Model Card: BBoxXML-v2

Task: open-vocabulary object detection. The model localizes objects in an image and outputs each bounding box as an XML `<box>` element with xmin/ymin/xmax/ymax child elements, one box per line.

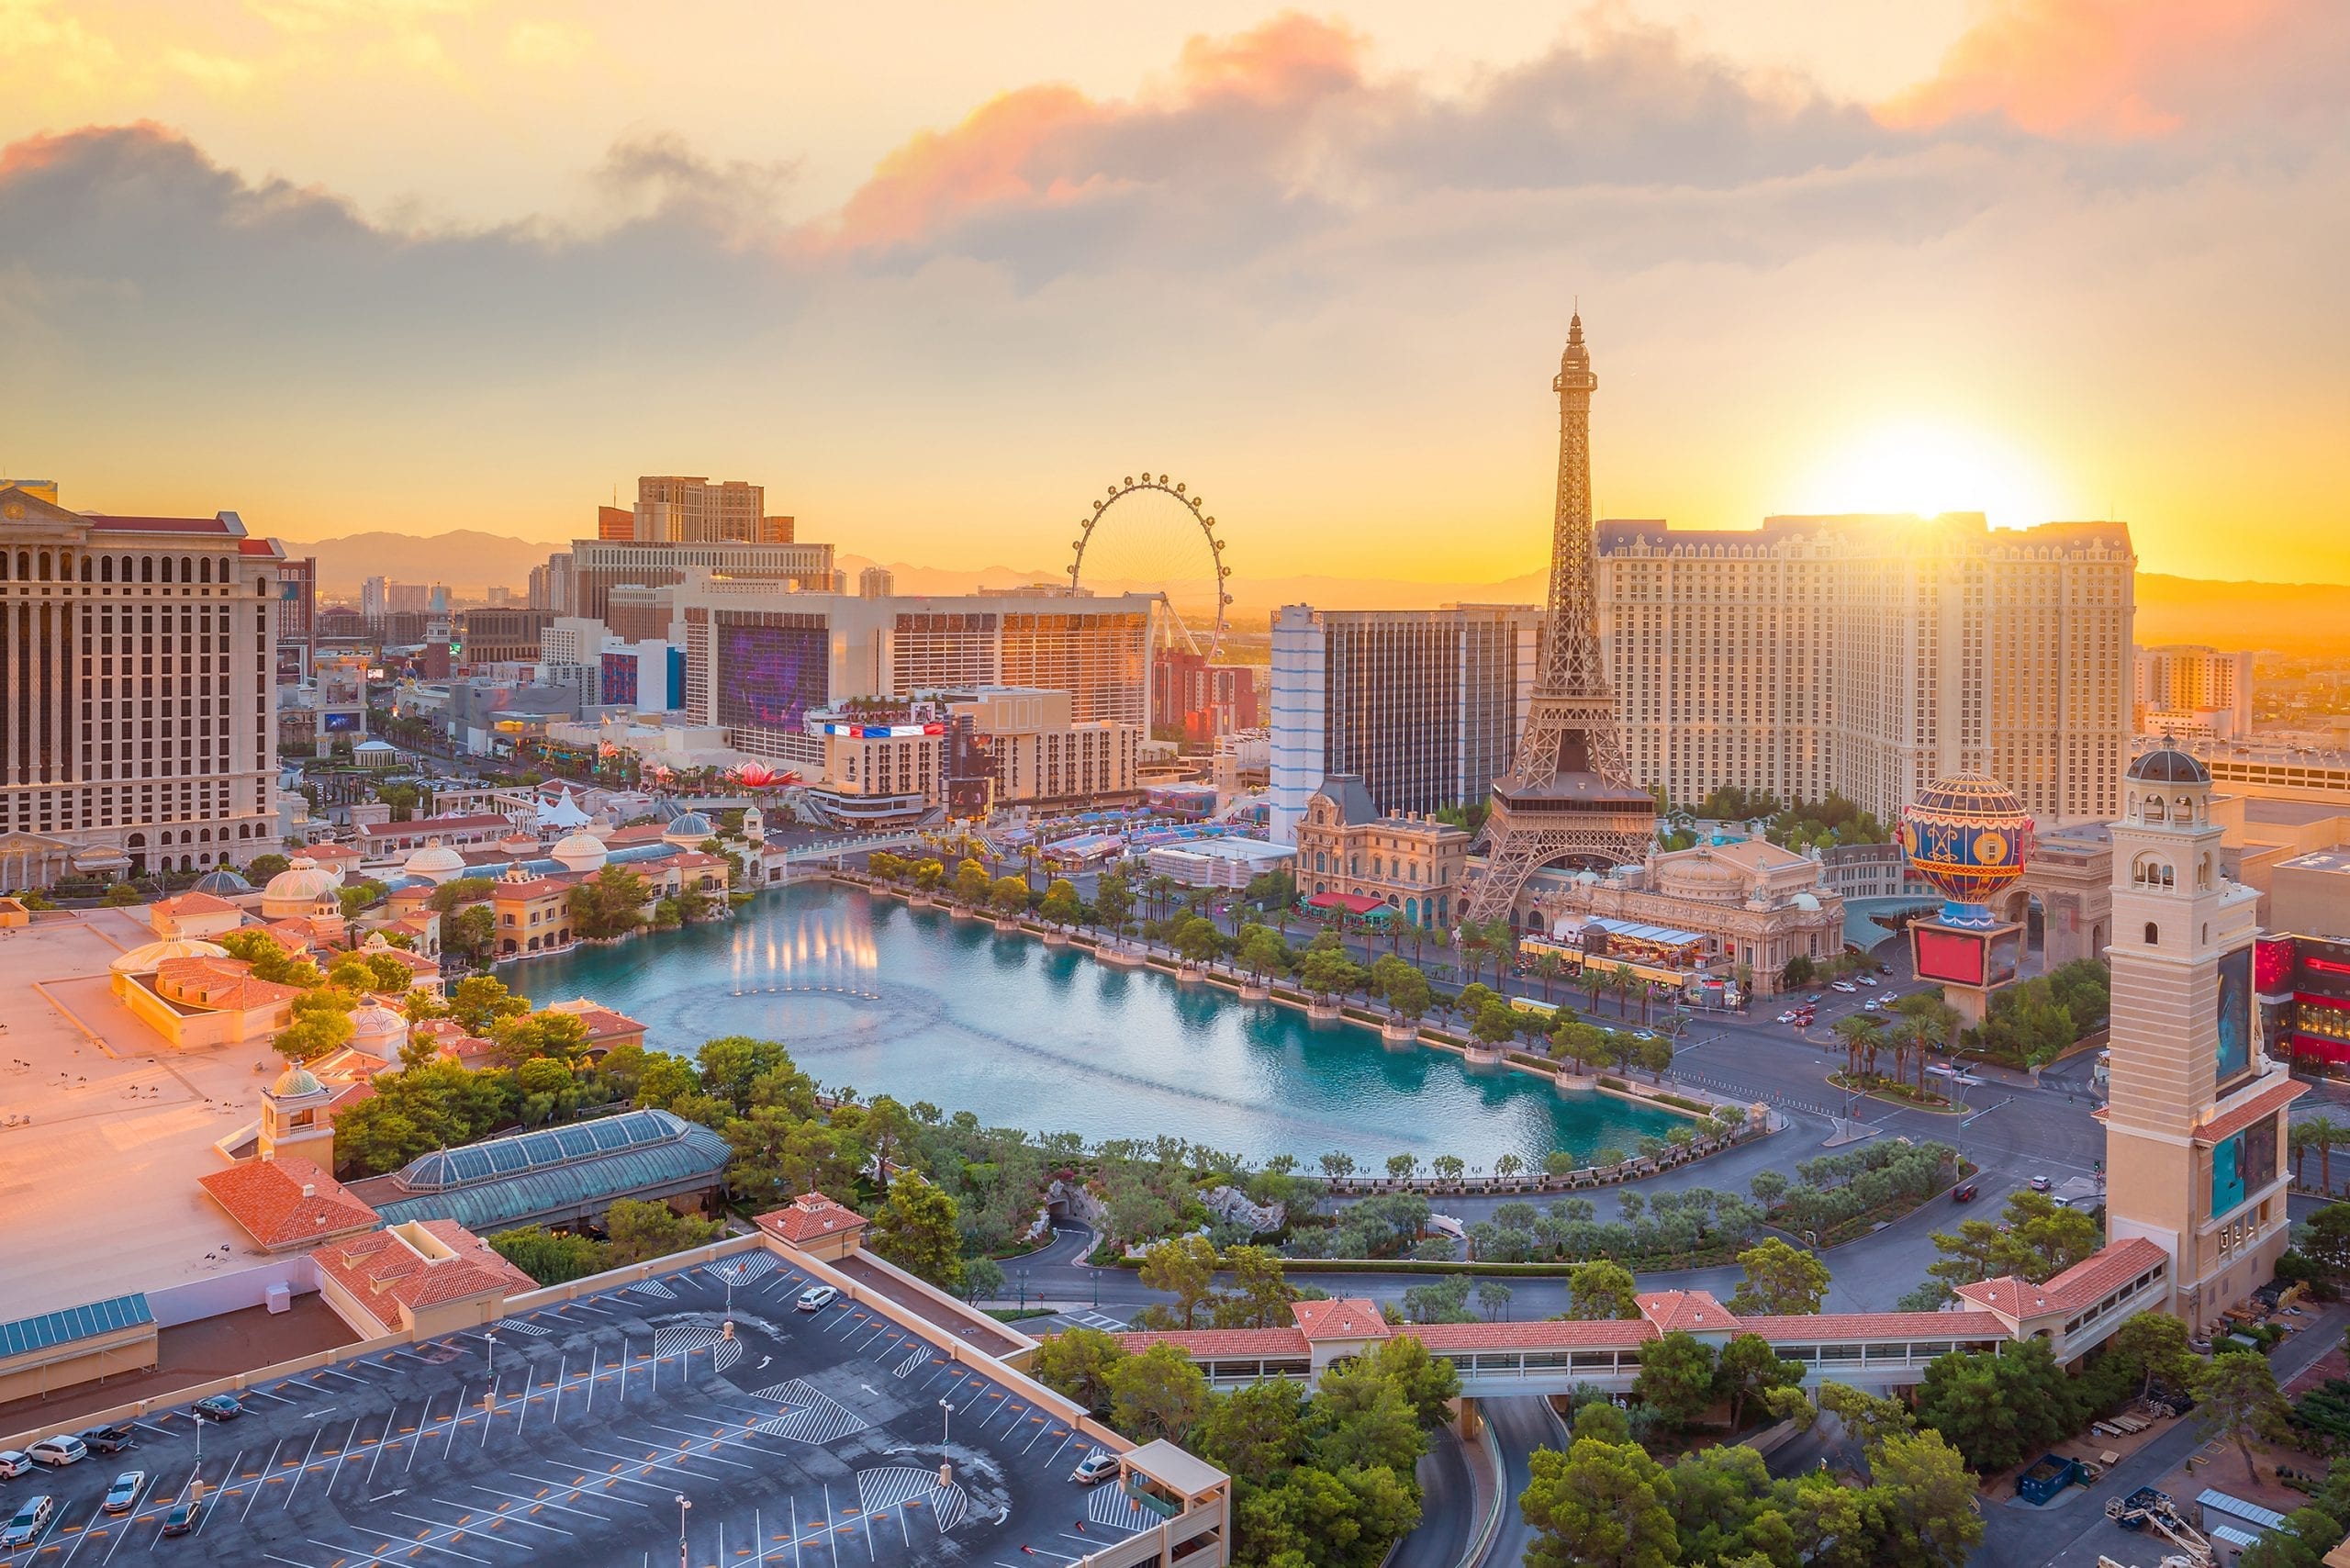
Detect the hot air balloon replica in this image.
<box><xmin>1898</xmin><ymin>772</ymin><xmax>2035</xmax><ymax>1021</ymax></box>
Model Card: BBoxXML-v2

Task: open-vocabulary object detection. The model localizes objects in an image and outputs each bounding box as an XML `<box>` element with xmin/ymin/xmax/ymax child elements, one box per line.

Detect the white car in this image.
<box><xmin>1862</xmin><ymin>1000</ymin><xmax>1881</xmax><ymax>1011</ymax></box>
<box><xmin>795</xmin><ymin>1284</ymin><xmax>840</xmax><ymax>1312</ymax></box>
<box><xmin>0</xmin><ymin>1451</ymin><xmax>28</xmax><ymax>1480</ymax></box>
<box><xmin>1775</xmin><ymin>1012</ymin><xmax>1795</xmax><ymax>1024</ymax></box>
<box><xmin>1831</xmin><ymin>981</ymin><xmax>1858</xmax><ymax>993</ymax></box>
<box><xmin>1070</xmin><ymin>1450</ymin><xmax>1120</xmax><ymax>1484</ymax></box>
<box><xmin>25</xmin><ymin>1437</ymin><xmax>84</xmax><ymax>1469</ymax></box>
<box><xmin>3</xmin><ymin>1496</ymin><xmax>56</xmax><ymax>1550</ymax></box>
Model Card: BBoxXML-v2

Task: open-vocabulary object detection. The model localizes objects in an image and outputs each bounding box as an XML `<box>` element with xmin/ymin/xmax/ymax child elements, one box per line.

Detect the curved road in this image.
<box><xmin>1390</xmin><ymin>1425</ymin><xmax>1480</xmax><ymax>1568</ymax></box>
<box><xmin>1478</xmin><ymin>1396</ymin><xmax>1567</xmax><ymax>1568</ymax></box>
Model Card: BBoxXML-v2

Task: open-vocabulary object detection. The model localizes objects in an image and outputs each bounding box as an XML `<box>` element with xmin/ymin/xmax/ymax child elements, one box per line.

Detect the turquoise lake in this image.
<box><xmin>506</xmin><ymin>882</ymin><xmax>1677</xmax><ymax>1169</ymax></box>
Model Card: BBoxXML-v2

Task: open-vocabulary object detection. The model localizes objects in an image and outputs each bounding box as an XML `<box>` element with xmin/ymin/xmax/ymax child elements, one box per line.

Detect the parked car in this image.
<box><xmin>2030</xmin><ymin>1175</ymin><xmax>2053</xmax><ymax>1192</ymax></box>
<box><xmin>0</xmin><ymin>1452</ymin><xmax>28</xmax><ymax>1481</ymax></box>
<box><xmin>161</xmin><ymin>1498</ymin><xmax>202</xmax><ymax>1538</ymax></box>
<box><xmin>1071</xmin><ymin>1450</ymin><xmax>1120</xmax><ymax>1484</ymax></box>
<box><xmin>1831</xmin><ymin>981</ymin><xmax>1859</xmax><ymax>993</ymax></box>
<box><xmin>1775</xmin><ymin>1012</ymin><xmax>1795</xmax><ymax>1024</ymax></box>
<box><xmin>1863</xmin><ymin>1001</ymin><xmax>1881</xmax><ymax>1012</ymax></box>
<box><xmin>1953</xmin><ymin>1182</ymin><xmax>1980</xmax><ymax>1203</ymax></box>
<box><xmin>795</xmin><ymin>1284</ymin><xmax>839</xmax><ymax>1313</ymax></box>
<box><xmin>79</xmin><ymin>1426</ymin><xmax>134</xmax><ymax>1456</ymax></box>
<box><xmin>190</xmin><ymin>1394</ymin><xmax>241</xmax><ymax>1423</ymax></box>
<box><xmin>102</xmin><ymin>1472</ymin><xmax>146</xmax><ymax>1515</ymax></box>
<box><xmin>2</xmin><ymin>1495</ymin><xmax>54</xmax><ymax>1549</ymax></box>
<box><xmin>25</xmin><ymin>1438</ymin><xmax>84</xmax><ymax>1469</ymax></box>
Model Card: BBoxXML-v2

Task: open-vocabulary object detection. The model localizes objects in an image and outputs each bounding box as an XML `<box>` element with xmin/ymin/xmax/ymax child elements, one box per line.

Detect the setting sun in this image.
<box><xmin>1792</xmin><ymin>420</ymin><xmax>2072</xmax><ymax>530</ymax></box>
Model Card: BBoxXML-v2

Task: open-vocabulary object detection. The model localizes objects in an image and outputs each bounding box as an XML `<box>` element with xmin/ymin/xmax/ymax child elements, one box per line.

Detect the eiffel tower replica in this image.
<box><xmin>1460</xmin><ymin>315</ymin><xmax>1656</xmax><ymax>924</ymax></box>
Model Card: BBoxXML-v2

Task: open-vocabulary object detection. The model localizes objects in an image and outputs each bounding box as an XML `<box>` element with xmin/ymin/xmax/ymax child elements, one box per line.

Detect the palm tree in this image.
<box><xmin>2304</xmin><ymin>1114</ymin><xmax>2344</xmax><ymax>1194</ymax></box>
<box><xmin>1610</xmin><ymin>964</ymin><xmax>1637</xmax><ymax>1018</ymax></box>
<box><xmin>1832</xmin><ymin>1014</ymin><xmax>1882</xmax><ymax>1085</ymax></box>
<box><xmin>1534</xmin><ymin>951</ymin><xmax>1561</xmax><ymax>1004</ymax></box>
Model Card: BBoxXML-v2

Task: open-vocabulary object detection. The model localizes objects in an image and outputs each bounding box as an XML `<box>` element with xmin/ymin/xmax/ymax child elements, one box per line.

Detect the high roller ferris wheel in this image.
<box><xmin>1067</xmin><ymin>472</ymin><xmax>1233</xmax><ymax>658</ymax></box>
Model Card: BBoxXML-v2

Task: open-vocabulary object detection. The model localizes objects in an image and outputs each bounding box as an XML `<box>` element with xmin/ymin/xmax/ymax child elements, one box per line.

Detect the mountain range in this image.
<box><xmin>273</xmin><ymin>531</ymin><xmax>2350</xmax><ymax>655</ymax></box>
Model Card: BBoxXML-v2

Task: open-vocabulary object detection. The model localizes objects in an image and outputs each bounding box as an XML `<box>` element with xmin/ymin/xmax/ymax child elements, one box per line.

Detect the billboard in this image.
<box><xmin>1914</xmin><ymin>925</ymin><xmax>1987</xmax><ymax>987</ymax></box>
<box><xmin>2216</xmin><ymin>943</ymin><xmax>2255</xmax><ymax>1087</ymax></box>
<box><xmin>717</xmin><ymin>622</ymin><xmax>827</xmax><ymax>733</ymax></box>
<box><xmin>2210</xmin><ymin>1118</ymin><xmax>2279</xmax><ymax>1220</ymax></box>
<box><xmin>815</xmin><ymin>722</ymin><xmax>945</xmax><ymax>738</ymax></box>
<box><xmin>321</xmin><ymin>711</ymin><xmax>362</xmax><ymax>734</ymax></box>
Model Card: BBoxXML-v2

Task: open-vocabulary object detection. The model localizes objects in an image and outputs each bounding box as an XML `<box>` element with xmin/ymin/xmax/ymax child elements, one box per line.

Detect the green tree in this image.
<box><xmin>953</xmin><ymin>857</ymin><xmax>990</xmax><ymax>905</ymax></box>
<box><xmin>601</xmin><ymin>1197</ymin><xmax>722</xmax><ymax>1266</ymax></box>
<box><xmin>722</xmin><ymin>1108</ymin><xmax>861</xmax><ymax>1207</ymax></box>
<box><xmin>1564</xmin><ymin>1260</ymin><xmax>1641</xmax><ymax>1321</ymax></box>
<box><xmin>2237</xmin><ymin>1507</ymin><xmax>2346</xmax><ymax>1568</ymax></box>
<box><xmin>1033</xmin><ymin>1327</ymin><xmax>1125</xmax><ymax>1415</ymax></box>
<box><xmin>1298</xmin><ymin>946</ymin><xmax>1360</xmax><ymax>999</ymax></box>
<box><xmin>1312</xmin><ymin>1359</ymin><xmax>1429</xmax><ymax>1475</ymax></box>
<box><xmin>2199</xmin><ymin>1349</ymin><xmax>2293</xmax><ymax>1483</ymax></box>
<box><xmin>1092</xmin><ymin>872</ymin><xmax>1133</xmax><ymax>932</ymax></box>
<box><xmin>1521</xmin><ymin>1438</ymin><xmax>1681</xmax><ymax>1568</ymax></box>
<box><xmin>1727</xmin><ymin>1237</ymin><xmax>1831</xmax><ymax>1316</ymax></box>
<box><xmin>1633</xmin><ymin>1331</ymin><xmax>1718</xmax><ymax>1432</ymax></box>
<box><xmin>1474</xmin><ymin>1001</ymin><xmax>1520</xmax><ymax>1047</ymax></box>
<box><xmin>960</xmin><ymin>1256</ymin><xmax>1005</xmax><ymax>1304</ymax></box>
<box><xmin>1713</xmin><ymin>1333</ymin><xmax>1804</xmax><ymax>1431</ymax></box>
<box><xmin>1927</xmin><ymin>1188</ymin><xmax>2100</xmax><ymax>1292</ymax></box>
<box><xmin>1915</xmin><ymin>1338</ymin><xmax>2081</xmax><ymax>1472</ymax></box>
<box><xmin>448</xmin><ymin>973</ymin><xmax>530</xmax><ymax>1035</ymax></box>
<box><xmin>1817</xmin><ymin>1381</ymin><xmax>1914</xmax><ymax>1450</ymax></box>
<box><xmin>872</xmin><ymin>1172</ymin><xmax>963</xmax><ymax>1290</ymax></box>
<box><xmin>1381</xmin><ymin>963</ymin><xmax>1432</xmax><ymax>1022</ymax></box>
<box><xmin>1194</xmin><ymin>1378</ymin><xmax>1309</xmax><ymax>1480</ymax></box>
<box><xmin>568</xmin><ymin>865</ymin><xmax>653</xmax><ymax>939</ymax></box>
<box><xmin>1221</xmin><ymin>1245</ymin><xmax>1297</xmax><ymax>1330</ymax></box>
<box><xmin>1866</xmin><ymin>1427</ymin><xmax>1986</xmax><ymax>1568</ymax></box>
<box><xmin>488</xmin><ymin>1010</ymin><xmax>590</xmax><ymax>1067</ymax></box>
<box><xmin>1478</xmin><ymin>1280</ymin><xmax>1516</xmax><ymax>1321</ymax></box>
<box><xmin>1137</xmin><ymin>1235</ymin><xmax>1220</xmax><ymax>1329</ymax></box>
<box><xmin>2106</xmin><ymin>1311</ymin><xmax>2198</xmax><ymax>1403</ymax></box>
<box><xmin>989</xmin><ymin>874</ymin><xmax>1032</xmax><ymax>918</ymax></box>
<box><xmin>487</xmin><ymin>1226</ymin><xmax>613</xmax><ymax>1285</ymax></box>
<box><xmin>1037</xmin><ymin>878</ymin><xmax>1082</xmax><ymax>926</ymax></box>
<box><xmin>1107</xmin><ymin>1342</ymin><xmax>1210</xmax><ymax>1443</ymax></box>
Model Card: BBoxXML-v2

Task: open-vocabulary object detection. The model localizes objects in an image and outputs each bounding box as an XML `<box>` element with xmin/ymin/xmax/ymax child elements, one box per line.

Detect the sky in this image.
<box><xmin>3</xmin><ymin>0</ymin><xmax>2346</xmax><ymax>588</ymax></box>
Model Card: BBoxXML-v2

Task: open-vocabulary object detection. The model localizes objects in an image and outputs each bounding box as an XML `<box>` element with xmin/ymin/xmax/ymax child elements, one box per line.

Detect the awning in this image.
<box><xmin>1304</xmin><ymin>891</ymin><xmax>1388</xmax><ymax>917</ymax></box>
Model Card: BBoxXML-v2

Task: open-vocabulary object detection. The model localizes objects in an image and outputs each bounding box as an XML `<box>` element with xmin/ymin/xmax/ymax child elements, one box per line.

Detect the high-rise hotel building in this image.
<box><xmin>1594</xmin><ymin>514</ymin><xmax>2133</xmax><ymax>827</ymax></box>
<box><xmin>1269</xmin><ymin>604</ymin><xmax>1545</xmax><ymax>844</ymax></box>
<box><xmin>0</xmin><ymin>483</ymin><xmax>283</xmax><ymax>890</ymax></box>
<box><xmin>673</xmin><ymin>573</ymin><xmax>1153</xmax><ymax>767</ymax></box>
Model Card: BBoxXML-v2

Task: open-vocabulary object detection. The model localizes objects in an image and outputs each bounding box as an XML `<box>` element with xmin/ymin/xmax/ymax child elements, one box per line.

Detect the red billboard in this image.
<box><xmin>1914</xmin><ymin>926</ymin><xmax>1987</xmax><ymax>987</ymax></box>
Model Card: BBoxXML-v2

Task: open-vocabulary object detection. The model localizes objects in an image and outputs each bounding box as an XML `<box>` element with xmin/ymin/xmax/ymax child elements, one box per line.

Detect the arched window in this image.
<box><xmin>199</xmin><ymin>557</ymin><xmax>213</xmax><ymax>583</ymax></box>
<box><xmin>100</xmin><ymin>555</ymin><xmax>113</xmax><ymax>582</ymax></box>
<box><xmin>2147</xmin><ymin>797</ymin><xmax>2166</xmax><ymax>822</ymax></box>
<box><xmin>37</xmin><ymin>551</ymin><xmax>50</xmax><ymax>580</ymax></box>
<box><xmin>2143</xmin><ymin>922</ymin><xmax>2159</xmax><ymax>946</ymax></box>
<box><xmin>140</xmin><ymin>555</ymin><xmax>153</xmax><ymax>583</ymax></box>
<box><xmin>180</xmin><ymin>555</ymin><xmax>193</xmax><ymax>580</ymax></box>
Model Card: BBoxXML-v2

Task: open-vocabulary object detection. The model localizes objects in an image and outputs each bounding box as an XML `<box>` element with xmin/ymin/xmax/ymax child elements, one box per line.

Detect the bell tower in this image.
<box><xmin>2102</xmin><ymin>741</ymin><xmax>2298</xmax><ymax>1329</ymax></box>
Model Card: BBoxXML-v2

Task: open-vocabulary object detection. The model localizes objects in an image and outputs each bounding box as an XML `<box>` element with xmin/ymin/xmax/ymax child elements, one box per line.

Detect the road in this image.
<box><xmin>1477</xmin><ymin>1397</ymin><xmax>1567</xmax><ymax>1568</ymax></box>
<box><xmin>1389</xmin><ymin>1425</ymin><xmax>1481</xmax><ymax>1568</ymax></box>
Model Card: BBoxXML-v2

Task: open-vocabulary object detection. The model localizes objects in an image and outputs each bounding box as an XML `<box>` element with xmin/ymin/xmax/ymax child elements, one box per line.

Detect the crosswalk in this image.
<box><xmin>652</xmin><ymin>1321</ymin><xmax>744</xmax><ymax>1374</ymax></box>
<box><xmin>1087</xmin><ymin>1481</ymin><xmax>1159</xmax><ymax>1534</ymax></box>
<box><xmin>627</xmin><ymin>1277</ymin><xmax>678</xmax><ymax>1300</ymax></box>
<box><xmin>493</xmin><ymin>1316</ymin><xmax>552</xmax><ymax>1337</ymax></box>
<box><xmin>706</xmin><ymin>1252</ymin><xmax>779</xmax><ymax>1286</ymax></box>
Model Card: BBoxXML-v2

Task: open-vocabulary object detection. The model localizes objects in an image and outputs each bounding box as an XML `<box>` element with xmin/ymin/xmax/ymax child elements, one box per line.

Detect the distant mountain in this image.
<box><xmin>277</xmin><ymin>531</ymin><xmax>561</xmax><ymax>597</ymax></box>
<box><xmin>276</xmin><ymin>531</ymin><xmax>2350</xmax><ymax>654</ymax></box>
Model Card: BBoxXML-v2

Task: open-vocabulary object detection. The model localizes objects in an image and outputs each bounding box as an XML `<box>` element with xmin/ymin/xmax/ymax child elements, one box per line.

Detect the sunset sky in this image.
<box><xmin>3</xmin><ymin>1</ymin><xmax>2345</xmax><ymax>587</ymax></box>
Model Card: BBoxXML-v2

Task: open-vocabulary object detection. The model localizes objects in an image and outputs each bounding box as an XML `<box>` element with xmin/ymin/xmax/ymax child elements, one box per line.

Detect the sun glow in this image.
<box><xmin>1793</xmin><ymin>420</ymin><xmax>2070</xmax><ymax>530</ymax></box>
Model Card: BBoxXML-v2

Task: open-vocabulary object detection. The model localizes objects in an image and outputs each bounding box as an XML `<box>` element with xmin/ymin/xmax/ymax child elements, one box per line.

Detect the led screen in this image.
<box><xmin>600</xmin><ymin>650</ymin><xmax>639</xmax><ymax>707</ymax></box>
<box><xmin>321</xmin><ymin>711</ymin><xmax>362</xmax><ymax>734</ymax></box>
<box><xmin>717</xmin><ymin>621</ymin><xmax>827</xmax><ymax>733</ymax></box>
<box><xmin>1987</xmin><ymin>926</ymin><xmax>2021</xmax><ymax>988</ymax></box>
<box><xmin>1914</xmin><ymin>926</ymin><xmax>1986</xmax><ymax>987</ymax></box>
<box><xmin>2211</xmin><ymin>1119</ymin><xmax>2278</xmax><ymax>1220</ymax></box>
<box><xmin>2217</xmin><ymin>944</ymin><xmax>2254</xmax><ymax>1085</ymax></box>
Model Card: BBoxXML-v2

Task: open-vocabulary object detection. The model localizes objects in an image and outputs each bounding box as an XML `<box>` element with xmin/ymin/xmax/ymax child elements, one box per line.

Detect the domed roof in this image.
<box><xmin>403</xmin><ymin>840</ymin><xmax>468</xmax><ymax>879</ymax></box>
<box><xmin>350</xmin><ymin>1002</ymin><xmax>407</xmax><ymax>1036</ymax></box>
<box><xmin>263</xmin><ymin>857</ymin><xmax>338</xmax><ymax>903</ymax></box>
<box><xmin>2128</xmin><ymin>747</ymin><xmax>2210</xmax><ymax>785</ymax></box>
<box><xmin>191</xmin><ymin>868</ymin><xmax>252</xmax><ymax>895</ymax></box>
<box><xmin>663</xmin><ymin>812</ymin><xmax>715</xmax><ymax>846</ymax></box>
<box><xmin>110</xmin><ymin>936</ymin><xmax>231</xmax><ymax>974</ymax></box>
<box><xmin>269</xmin><ymin>1064</ymin><xmax>324</xmax><ymax>1098</ymax></box>
<box><xmin>551</xmin><ymin>831</ymin><xmax>609</xmax><ymax>870</ymax></box>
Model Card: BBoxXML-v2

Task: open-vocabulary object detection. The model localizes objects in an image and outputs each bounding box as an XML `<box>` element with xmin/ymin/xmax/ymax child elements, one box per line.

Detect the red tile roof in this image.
<box><xmin>1637</xmin><ymin>1289</ymin><xmax>1737</xmax><ymax>1336</ymax></box>
<box><xmin>1954</xmin><ymin>1239</ymin><xmax>2171</xmax><ymax>1320</ymax></box>
<box><xmin>154</xmin><ymin>955</ymin><xmax>303</xmax><ymax>1011</ymax></box>
<box><xmin>1412</xmin><ymin>1319</ymin><xmax>1657</xmax><ymax>1351</ymax></box>
<box><xmin>85</xmin><ymin>513</ymin><xmax>236</xmax><ymax>534</ymax></box>
<box><xmin>2193</xmin><ymin>1076</ymin><xmax>2306</xmax><ymax>1147</ymax></box>
<box><xmin>494</xmin><ymin>877</ymin><xmax>574</xmax><ymax>900</ymax></box>
<box><xmin>541</xmin><ymin>999</ymin><xmax>643</xmax><ymax>1041</ymax></box>
<box><xmin>358</xmin><ymin>813</ymin><xmax>512</xmax><ymax>842</ymax></box>
<box><xmin>757</xmin><ymin>1192</ymin><xmax>869</xmax><ymax>1246</ymax></box>
<box><xmin>312</xmin><ymin>1220</ymin><xmax>532</xmax><ymax>1335</ymax></box>
<box><xmin>152</xmin><ymin>890</ymin><xmax>241</xmax><ymax>918</ymax></box>
<box><xmin>1291</xmin><ymin>1297</ymin><xmax>1391</xmax><ymax>1340</ymax></box>
<box><xmin>1116</xmin><ymin>1327</ymin><xmax>1312</xmax><ymax>1358</ymax></box>
<box><xmin>198</xmin><ymin>1157</ymin><xmax>380</xmax><ymax>1249</ymax></box>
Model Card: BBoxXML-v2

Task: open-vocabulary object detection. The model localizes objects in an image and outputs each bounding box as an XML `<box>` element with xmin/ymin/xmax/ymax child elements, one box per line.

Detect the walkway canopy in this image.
<box><xmin>1304</xmin><ymin>890</ymin><xmax>1394</xmax><ymax>922</ymax></box>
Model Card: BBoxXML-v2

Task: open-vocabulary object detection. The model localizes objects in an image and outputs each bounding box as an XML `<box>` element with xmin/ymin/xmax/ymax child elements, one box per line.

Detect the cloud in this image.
<box><xmin>1878</xmin><ymin>0</ymin><xmax>2350</xmax><ymax>141</ymax></box>
<box><xmin>506</xmin><ymin>18</ymin><xmax>593</xmax><ymax>72</ymax></box>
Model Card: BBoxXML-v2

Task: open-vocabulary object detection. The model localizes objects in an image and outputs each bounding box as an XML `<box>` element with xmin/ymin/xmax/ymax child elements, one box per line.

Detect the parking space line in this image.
<box><xmin>283</xmin><ymin>1428</ymin><xmax>324</xmax><ymax>1510</ymax></box>
<box><xmin>466</xmin><ymin>1480</ymin><xmax>619</xmax><ymax>1522</ymax></box>
<box><xmin>634</xmin><ymin>1419</ymin><xmax>761</xmax><ymax>1469</ymax></box>
<box><xmin>243</xmin><ymin>1439</ymin><xmax>286</xmax><ymax>1520</ymax></box>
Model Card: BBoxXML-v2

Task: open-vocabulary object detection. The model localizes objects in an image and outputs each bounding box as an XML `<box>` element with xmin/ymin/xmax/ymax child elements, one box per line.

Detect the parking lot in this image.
<box><xmin>2</xmin><ymin>1253</ymin><xmax>1138</xmax><ymax>1568</ymax></box>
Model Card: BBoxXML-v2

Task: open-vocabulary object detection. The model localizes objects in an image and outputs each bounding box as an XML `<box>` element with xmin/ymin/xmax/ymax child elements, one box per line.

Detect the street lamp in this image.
<box><xmin>677</xmin><ymin>1495</ymin><xmax>690</xmax><ymax>1568</ymax></box>
<box><xmin>939</xmin><ymin>1398</ymin><xmax>955</xmax><ymax>1444</ymax></box>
